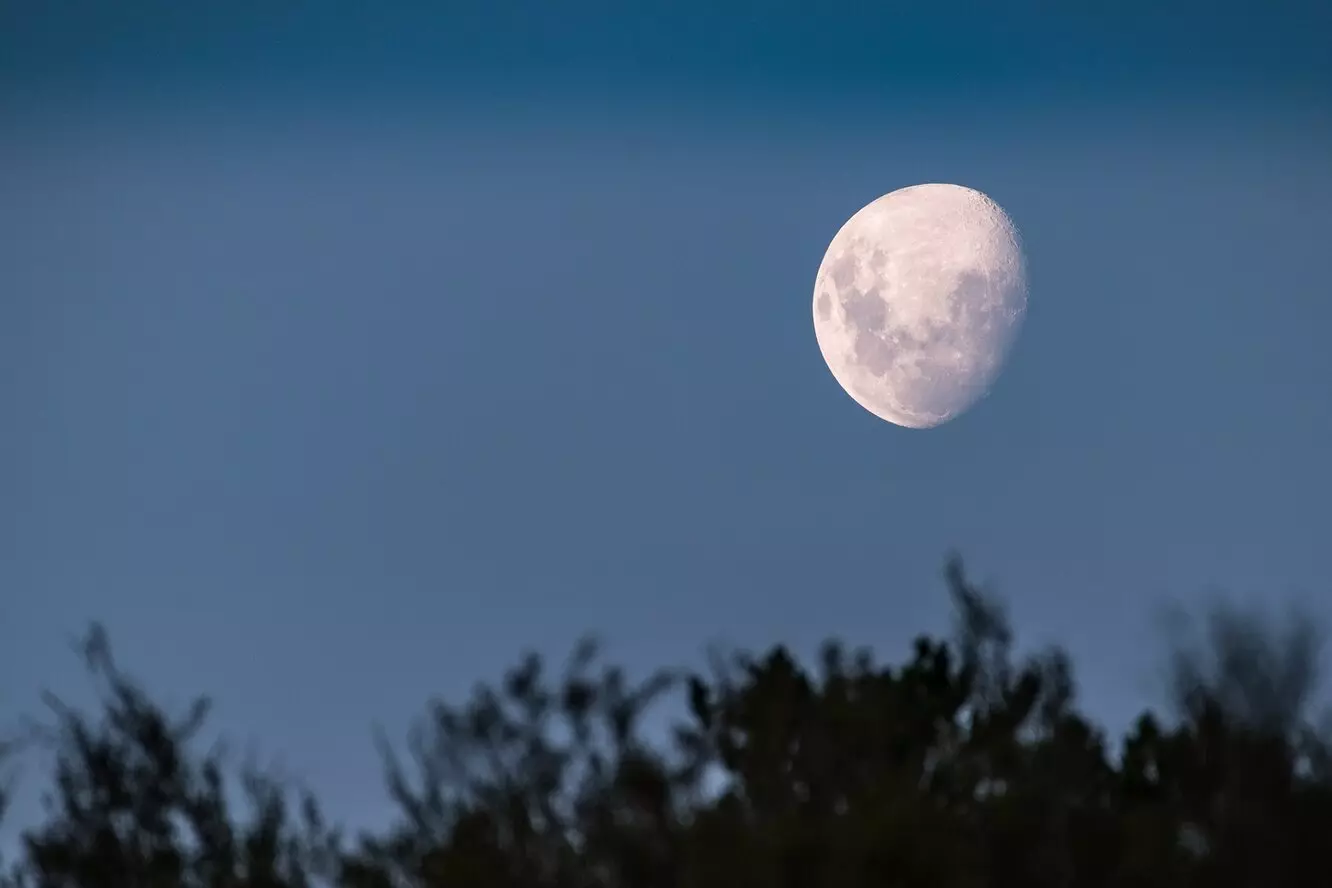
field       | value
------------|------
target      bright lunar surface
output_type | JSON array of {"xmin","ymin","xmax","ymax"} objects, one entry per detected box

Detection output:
[{"xmin": 812, "ymin": 183, "xmax": 1027, "ymax": 429}]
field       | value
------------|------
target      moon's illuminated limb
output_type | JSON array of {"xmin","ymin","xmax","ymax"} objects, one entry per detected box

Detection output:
[{"xmin": 811, "ymin": 183, "xmax": 1027, "ymax": 428}]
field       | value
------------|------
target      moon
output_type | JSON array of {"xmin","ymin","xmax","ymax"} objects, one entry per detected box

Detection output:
[{"xmin": 812, "ymin": 183, "xmax": 1027, "ymax": 428}]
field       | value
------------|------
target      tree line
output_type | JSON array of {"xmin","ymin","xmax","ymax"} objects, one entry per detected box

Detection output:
[{"xmin": 2, "ymin": 557, "xmax": 1329, "ymax": 888}]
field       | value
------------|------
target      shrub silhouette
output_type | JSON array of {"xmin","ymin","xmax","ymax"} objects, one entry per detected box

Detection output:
[{"xmin": 3, "ymin": 558, "xmax": 1330, "ymax": 888}]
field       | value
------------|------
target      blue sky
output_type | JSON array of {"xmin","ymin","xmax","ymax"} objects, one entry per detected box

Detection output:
[{"xmin": 2, "ymin": 1, "xmax": 1330, "ymax": 838}]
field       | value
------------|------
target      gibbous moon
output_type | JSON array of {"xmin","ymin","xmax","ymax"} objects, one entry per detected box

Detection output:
[{"xmin": 812, "ymin": 183, "xmax": 1027, "ymax": 428}]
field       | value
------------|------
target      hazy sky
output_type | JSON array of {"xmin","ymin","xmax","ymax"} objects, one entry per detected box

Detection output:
[{"xmin": 3, "ymin": 2, "xmax": 1330, "ymax": 836}]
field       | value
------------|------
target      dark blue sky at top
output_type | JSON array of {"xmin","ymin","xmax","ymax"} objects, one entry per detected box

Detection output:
[
  {"xmin": 2, "ymin": 0, "xmax": 1330, "ymax": 838},
  {"xmin": 3, "ymin": 1, "xmax": 1330, "ymax": 106}
]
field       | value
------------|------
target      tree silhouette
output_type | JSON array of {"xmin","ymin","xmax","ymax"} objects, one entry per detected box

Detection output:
[
  {"xmin": 3, "ymin": 626, "xmax": 338, "ymax": 888},
  {"xmin": 2, "ymin": 558, "xmax": 1330, "ymax": 887}
]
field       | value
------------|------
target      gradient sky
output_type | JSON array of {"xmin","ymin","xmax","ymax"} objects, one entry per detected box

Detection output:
[{"xmin": 3, "ymin": 1, "xmax": 1330, "ymax": 839}]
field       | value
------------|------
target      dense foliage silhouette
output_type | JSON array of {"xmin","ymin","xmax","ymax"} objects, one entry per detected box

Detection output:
[{"xmin": 3, "ymin": 557, "xmax": 1329, "ymax": 887}]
